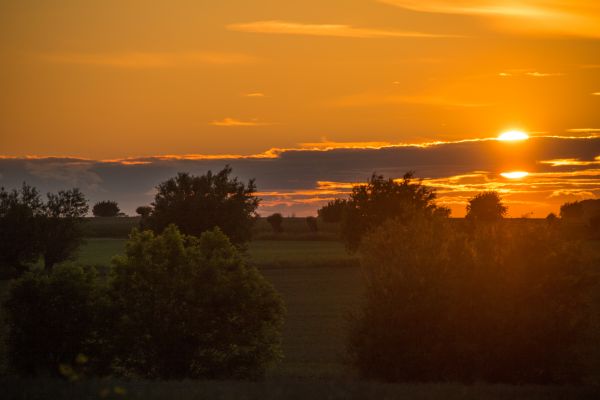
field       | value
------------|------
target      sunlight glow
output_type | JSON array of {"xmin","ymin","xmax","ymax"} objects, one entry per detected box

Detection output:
[
  {"xmin": 497, "ymin": 130, "xmax": 530, "ymax": 141},
  {"xmin": 501, "ymin": 171, "xmax": 529, "ymax": 179}
]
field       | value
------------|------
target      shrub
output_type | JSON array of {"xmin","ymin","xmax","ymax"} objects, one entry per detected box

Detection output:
[
  {"xmin": 109, "ymin": 225, "xmax": 285, "ymax": 379},
  {"xmin": 348, "ymin": 216, "xmax": 596, "ymax": 383},
  {"xmin": 4, "ymin": 264, "xmax": 111, "ymax": 376},
  {"xmin": 465, "ymin": 191, "xmax": 507, "ymax": 224}
]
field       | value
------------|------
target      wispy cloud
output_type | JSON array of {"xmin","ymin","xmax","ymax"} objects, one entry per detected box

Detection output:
[
  {"xmin": 592, "ymin": 92, "xmax": 600, "ymax": 96},
  {"xmin": 243, "ymin": 92, "xmax": 265, "ymax": 98},
  {"xmin": 227, "ymin": 20, "xmax": 460, "ymax": 39},
  {"xmin": 567, "ymin": 128, "xmax": 600, "ymax": 133},
  {"xmin": 209, "ymin": 118, "xmax": 271, "ymax": 127},
  {"xmin": 379, "ymin": 0, "xmax": 600, "ymax": 38},
  {"xmin": 37, "ymin": 51, "xmax": 258, "ymax": 68},
  {"xmin": 498, "ymin": 70, "xmax": 564, "ymax": 78}
]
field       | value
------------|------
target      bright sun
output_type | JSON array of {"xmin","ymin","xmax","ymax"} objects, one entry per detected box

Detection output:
[
  {"xmin": 501, "ymin": 171, "xmax": 529, "ymax": 179},
  {"xmin": 497, "ymin": 130, "xmax": 530, "ymax": 141}
]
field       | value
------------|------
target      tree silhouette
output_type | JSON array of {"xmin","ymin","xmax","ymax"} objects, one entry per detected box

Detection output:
[
  {"xmin": 317, "ymin": 199, "xmax": 347, "ymax": 223},
  {"xmin": 341, "ymin": 172, "xmax": 448, "ymax": 251},
  {"xmin": 266, "ymin": 213, "xmax": 284, "ymax": 233},
  {"xmin": 465, "ymin": 191, "xmax": 507, "ymax": 223},
  {"xmin": 144, "ymin": 166, "xmax": 259, "ymax": 245},
  {"xmin": 306, "ymin": 216, "xmax": 318, "ymax": 232},
  {"xmin": 0, "ymin": 184, "xmax": 88, "ymax": 274},
  {"xmin": 92, "ymin": 200, "xmax": 120, "ymax": 217}
]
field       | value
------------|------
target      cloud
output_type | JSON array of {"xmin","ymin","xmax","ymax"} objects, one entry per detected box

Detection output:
[
  {"xmin": 1, "ymin": 136, "xmax": 598, "ymax": 217},
  {"xmin": 593, "ymin": 92, "xmax": 600, "ymax": 96},
  {"xmin": 498, "ymin": 70, "xmax": 564, "ymax": 78},
  {"xmin": 209, "ymin": 118, "xmax": 271, "ymax": 127},
  {"xmin": 244, "ymin": 93, "xmax": 265, "ymax": 98},
  {"xmin": 379, "ymin": 0, "xmax": 600, "ymax": 38},
  {"xmin": 37, "ymin": 51, "xmax": 258, "ymax": 68},
  {"xmin": 567, "ymin": 128, "xmax": 600, "ymax": 133},
  {"xmin": 227, "ymin": 20, "xmax": 459, "ymax": 39}
]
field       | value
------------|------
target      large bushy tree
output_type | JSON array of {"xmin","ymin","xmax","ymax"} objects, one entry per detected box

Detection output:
[
  {"xmin": 465, "ymin": 191, "xmax": 507, "ymax": 224},
  {"xmin": 341, "ymin": 172, "xmax": 449, "ymax": 251},
  {"xmin": 144, "ymin": 166, "xmax": 259, "ymax": 245},
  {"xmin": 349, "ymin": 205, "xmax": 596, "ymax": 383},
  {"xmin": 109, "ymin": 225, "xmax": 285, "ymax": 379}
]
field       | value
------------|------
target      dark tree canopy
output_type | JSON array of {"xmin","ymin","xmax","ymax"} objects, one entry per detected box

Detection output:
[
  {"xmin": 145, "ymin": 166, "xmax": 259, "ymax": 245},
  {"xmin": 465, "ymin": 191, "xmax": 507, "ymax": 223},
  {"xmin": 92, "ymin": 200, "xmax": 120, "ymax": 217},
  {"xmin": 317, "ymin": 199, "xmax": 348, "ymax": 223},
  {"xmin": 341, "ymin": 172, "xmax": 448, "ymax": 251},
  {"xmin": 560, "ymin": 199, "xmax": 600, "ymax": 220},
  {"xmin": 266, "ymin": 213, "xmax": 284, "ymax": 233},
  {"xmin": 0, "ymin": 184, "xmax": 88, "ymax": 275}
]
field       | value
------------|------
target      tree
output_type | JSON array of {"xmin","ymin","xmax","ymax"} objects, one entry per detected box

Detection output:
[
  {"xmin": 135, "ymin": 205, "xmax": 152, "ymax": 217},
  {"xmin": 39, "ymin": 188, "xmax": 89, "ymax": 270},
  {"xmin": 306, "ymin": 216, "xmax": 318, "ymax": 232},
  {"xmin": 341, "ymin": 172, "xmax": 447, "ymax": 251},
  {"xmin": 145, "ymin": 166, "xmax": 259, "ymax": 245},
  {"xmin": 348, "ymin": 214, "xmax": 595, "ymax": 383},
  {"xmin": 465, "ymin": 191, "xmax": 507, "ymax": 224},
  {"xmin": 0, "ymin": 184, "xmax": 88, "ymax": 275},
  {"xmin": 0, "ymin": 184, "xmax": 43, "ymax": 276},
  {"xmin": 317, "ymin": 199, "xmax": 347, "ymax": 223},
  {"xmin": 5, "ymin": 264, "xmax": 111, "ymax": 376},
  {"xmin": 266, "ymin": 213, "xmax": 284, "ymax": 233},
  {"xmin": 110, "ymin": 225, "xmax": 285, "ymax": 379},
  {"xmin": 92, "ymin": 200, "xmax": 120, "ymax": 217}
]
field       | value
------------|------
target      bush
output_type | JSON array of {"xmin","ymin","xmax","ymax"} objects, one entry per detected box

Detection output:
[
  {"xmin": 306, "ymin": 216, "xmax": 318, "ymax": 232},
  {"xmin": 348, "ymin": 216, "xmax": 596, "ymax": 383},
  {"xmin": 109, "ymin": 225, "xmax": 285, "ymax": 379},
  {"xmin": 4, "ymin": 264, "xmax": 111, "ymax": 376}
]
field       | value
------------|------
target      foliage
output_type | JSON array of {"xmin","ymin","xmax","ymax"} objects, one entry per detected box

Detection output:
[
  {"xmin": 0, "ymin": 184, "xmax": 43, "ymax": 276},
  {"xmin": 4, "ymin": 264, "xmax": 110, "ymax": 376},
  {"xmin": 135, "ymin": 206, "xmax": 152, "ymax": 217},
  {"xmin": 305, "ymin": 216, "xmax": 318, "ymax": 232},
  {"xmin": 349, "ymin": 215, "xmax": 596, "ymax": 383},
  {"xmin": 266, "ymin": 213, "xmax": 284, "ymax": 233},
  {"xmin": 39, "ymin": 189, "xmax": 89, "ymax": 269},
  {"xmin": 0, "ymin": 184, "xmax": 88, "ymax": 275},
  {"xmin": 465, "ymin": 191, "xmax": 507, "ymax": 224},
  {"xmin": 143, "ymin": 166, "xmax": 259, "ymax": 245},
  {"xmin": 109, "ymin": 225, "xmax": 285, "ymax": 379},
  {"xmin": 92, "ymin": 201, "xmax": 121, "ymax": 217},
  {"xmin": 340, "ymin": 172, "xmax": 448, "ymax": 251},
  {"xmin": 317, "ymin": 199, "xmax": 348, "ymax": 223}
]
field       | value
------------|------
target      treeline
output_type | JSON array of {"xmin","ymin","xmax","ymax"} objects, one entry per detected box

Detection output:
[{"xmin": 1, "ymin": 167, "xmax": 599, "ymax": 383}]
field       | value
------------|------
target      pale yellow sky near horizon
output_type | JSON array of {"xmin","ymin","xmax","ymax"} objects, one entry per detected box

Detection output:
[{"xmin": 1, "ymin": 0, "xmax": 600, "ymax": 159}]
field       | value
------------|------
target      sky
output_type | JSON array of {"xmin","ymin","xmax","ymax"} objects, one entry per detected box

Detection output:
[{"xmin": 1, "ymin": 1, "xmax": 599, "ymax": 216}]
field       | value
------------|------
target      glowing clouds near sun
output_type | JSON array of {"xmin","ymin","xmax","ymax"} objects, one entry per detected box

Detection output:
[{"xmin": 497, "ymin": 130, "xmax": 530, "ymax": 141}]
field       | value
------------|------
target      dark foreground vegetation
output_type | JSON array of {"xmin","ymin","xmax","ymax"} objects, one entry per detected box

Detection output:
[{"xmin": 1, "ymin": 167, "xmax": 600, "ymax": 398}]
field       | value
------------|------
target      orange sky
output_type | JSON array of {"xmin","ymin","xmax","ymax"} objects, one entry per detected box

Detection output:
[
  {"xmin": 0, "ymin": 1, "xmax": 599, "ymax": 217},
  {"xmin": 1, "ymin": 0, "xmax": 599, "ymax": 158}
]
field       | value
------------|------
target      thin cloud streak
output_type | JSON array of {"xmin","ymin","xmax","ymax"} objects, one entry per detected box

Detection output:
[
  {"xmin": 227, "ymin": 20, "xmax": 461, "ymax": 39},
  {"xmin": 209, "ymin": 118, "xmax": 272, "ymax": 127},
  {"xmin": 37, "ymin": 51, "xmax": 258, "ymax": 68}
]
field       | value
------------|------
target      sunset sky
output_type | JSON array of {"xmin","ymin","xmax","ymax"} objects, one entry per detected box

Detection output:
[{"xmin": 1, "ymin": 1, "xmax": 599, "ymax": 216}]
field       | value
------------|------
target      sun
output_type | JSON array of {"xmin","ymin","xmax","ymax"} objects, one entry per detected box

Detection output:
[
  {"xmin": 497, "ymin": 130, "xmax": 529, "ymax": 141},
  {"xmin": 501, "ymin": 171, "xmax": 529, "ymax": 179}
]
